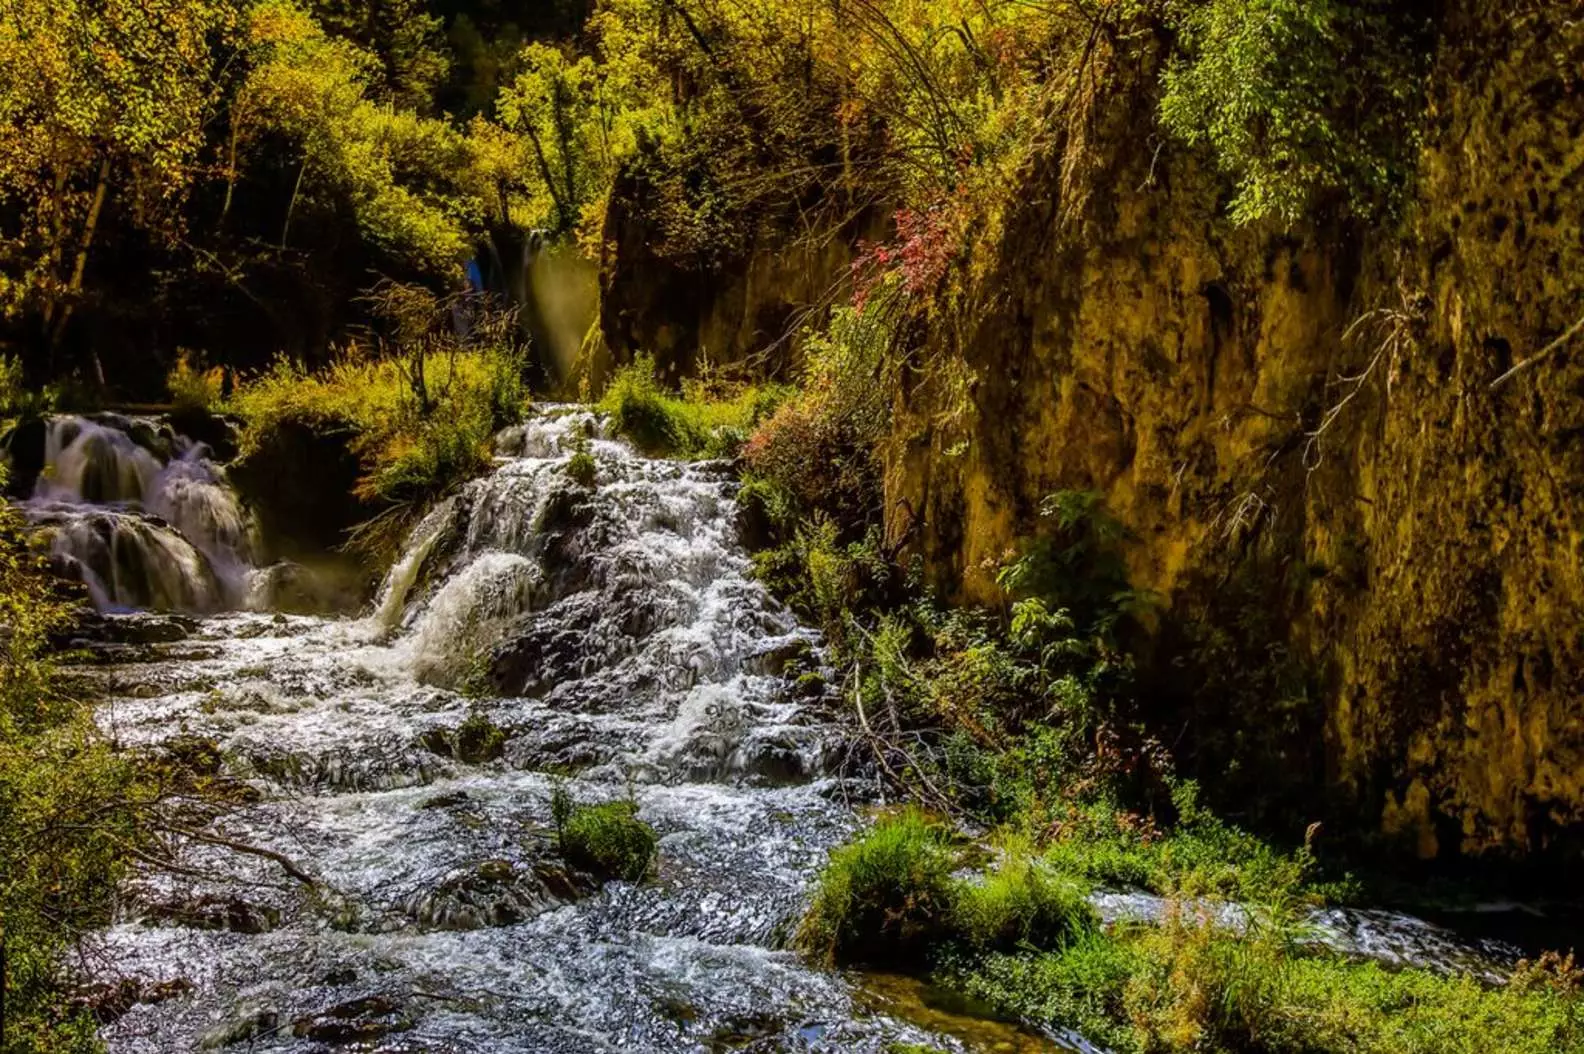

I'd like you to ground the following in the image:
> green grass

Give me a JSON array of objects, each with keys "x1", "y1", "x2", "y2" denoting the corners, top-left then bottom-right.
[
  {"x1": 552, "y1": 789, "x2": 658, "y2": 883},
  {"x1": 950, "y1": 842, "x2": 1095, "y2": 954},
  {"x1": 801, "y1": 813, "x2": 1584, "y2": 1054},
  {"x1": 958, "y1": 921, "x2": 1584, "y2": 1054},
  {"x1": 228, "y1": 348, "x2": 527, "y2": 508},
  {"x1": 797, "y1": 809, "x2": 958, "y2": 967},
  {"x1": 598, "y1": 355, "x2": 786, "y2": 459}
]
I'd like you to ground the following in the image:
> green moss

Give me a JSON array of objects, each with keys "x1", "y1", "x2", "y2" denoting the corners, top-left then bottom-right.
[
  {"x1": 554, "y1": 792, "x2": 658, "y2": 883},
  {"x1": 565, "y1": 441, "x2": 598, "y2": 488},
  {"x1": 797, "y1": 809, "x2": 957, "y2": 967}
]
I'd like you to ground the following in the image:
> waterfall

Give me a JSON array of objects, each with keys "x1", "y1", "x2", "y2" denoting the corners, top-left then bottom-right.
[{"x1": 18, "y1": 415, "x2": 260, "y2": 612}]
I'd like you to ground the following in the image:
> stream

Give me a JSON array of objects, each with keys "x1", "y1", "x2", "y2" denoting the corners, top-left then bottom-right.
[{"x1": 11, "y1": 408, "x2": 1531, "y2": 1052}]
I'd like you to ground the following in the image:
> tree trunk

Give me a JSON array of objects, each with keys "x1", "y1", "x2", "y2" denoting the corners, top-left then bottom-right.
[{"x1": 48, "y1": 156, "x2": 112, "y2": 365}]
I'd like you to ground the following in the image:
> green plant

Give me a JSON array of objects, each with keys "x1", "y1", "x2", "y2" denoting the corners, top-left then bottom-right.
[
  {"x1": 950, "y1": 845, "x2": 1095, "y2": 954},
  {"x1": 598, "y1": 355, "x2": 784, "y2": 459},
  {"x1": 796, "y1": 809, "x2": 956, "y2": 967},
  {"x1": 0, "y1": 471, "x2": 148, "y2": 1049},
  {"x1": 565, "y1": 438, "x2": 598, "y2": 488},
  {"x1": 1158, "y1": 0, "x2": 1431, "y2": 226},
  {"x1": 166, "y1": 349, "x2": 224, "y2": 411},
  {"x1": 229, "y1": 343, "x2": 527, "y2": 510},
  {"x1": 554, "y1": 795, "x2": 658, "y2": 883}
]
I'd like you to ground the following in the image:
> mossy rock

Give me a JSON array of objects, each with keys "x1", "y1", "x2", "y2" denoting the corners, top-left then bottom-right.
[
  {"x1": 555, "y1": 794, "x2": 658, "y2": 883},
  {"x1": 421, "y1": 712, "x2": 508, "y2": 764}
]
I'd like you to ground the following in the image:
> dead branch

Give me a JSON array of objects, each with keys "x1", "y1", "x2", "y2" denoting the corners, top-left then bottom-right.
[{"x1": 1488, "y1": 313, "x2": 1584, "y2": 390}]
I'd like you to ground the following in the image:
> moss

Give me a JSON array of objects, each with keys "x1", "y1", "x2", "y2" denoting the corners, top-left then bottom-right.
[
  {"x1": 565, "y1": 443, "x2": 598, "y2": 488},
  {"x1": 421, "y1": 712, "x2": 507, "y2": 764},
  {"x1": 554, "y1": 791, "x2": 658, "y2": 883}
]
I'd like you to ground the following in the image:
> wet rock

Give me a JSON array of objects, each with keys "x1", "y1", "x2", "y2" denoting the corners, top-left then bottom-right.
[
  {"x1": 200, "y1": 1004, "x2": 281, "y2": 1049},
  {"x1": 420, "y1": 712, "x2": 508, "y2": 764},
  {"x1": 407, "y1": 858, "x2": 590, "y2": 931},
  {"x1": 418, "y1": 790, "x2": 472, "y2": 810},
  {"x1": 165, "y1": 407, "x2": 242, "y2": 463},
  {"x1": 1, "y1": 415, "x2": 46, "y2": 494},
  {"x1": 748, "y1": 637, "x2": 814, "y2": 677},
  {"x1": 145, "y1": 893, "x2": 281, "y2": 934},
  {"x1": 75, "y1": 976, "x2": 195, "y2": 1025},
  {"x1": 251, "y1": 560, "x2": 363, "y2": 615},
  {"x1": 292, "y1": 995, "x2": 413, "y2": 1044}
]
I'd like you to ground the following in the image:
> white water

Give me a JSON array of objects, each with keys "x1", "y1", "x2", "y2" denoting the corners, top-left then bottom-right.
[
  {"x1": 79, "y1": 409, "x2": 1030, "y2": 1052},
  {"x1": 20, "y1": 415, "x2": 259, "y2": 611}
]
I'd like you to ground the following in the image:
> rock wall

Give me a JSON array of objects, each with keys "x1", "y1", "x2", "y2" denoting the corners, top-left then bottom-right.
[{"x1": 884, "y1": 2, "x2": 1584, "y2": 860}]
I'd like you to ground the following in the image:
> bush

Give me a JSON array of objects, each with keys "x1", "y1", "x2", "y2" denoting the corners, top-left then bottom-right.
[
  {"x1": 166, "y1": 349, "x2": 225, "y2": 411},
  {"x1": 797, "y1": 809, "x2": 957, "y2": 967},
  {"x1": 598, "y1": 355, "x2": 785, "y2": 459},
  {"x1": 565, "y1": 439, "x2": 598, "y2": 488},
  {"x1": 1158, "y1": 0, "x2": 1430, "y2": 226},
  {"x1": 552, "y1": 789, "x2": 658, "y2": 883},
  {"x1": 229, "y1": 345, "x2": 527, "y2": 509},
  {"x1": 0, "y1": 472, "x2": 147, "y2": 1049}
]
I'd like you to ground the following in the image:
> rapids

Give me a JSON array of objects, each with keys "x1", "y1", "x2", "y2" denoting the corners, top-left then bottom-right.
[
  {"x1": 74, "y1": 409, "x2": 1065, "y2": 1052},
  {"x1": 30, "y1": 407, "x2": 1524, "y2": 1052}
]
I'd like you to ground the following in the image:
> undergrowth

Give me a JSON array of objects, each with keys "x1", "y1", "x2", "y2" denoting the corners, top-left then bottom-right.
[
  {"x1": 598, "y1": 354, "x2": 786, "y2": 459},
  {"x1": 228, "y1": 346, "x2": 527, "y2": 509}
]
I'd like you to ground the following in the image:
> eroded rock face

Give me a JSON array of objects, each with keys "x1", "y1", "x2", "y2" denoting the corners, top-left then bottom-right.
[{"x1": 878, "y1": 3, "x2": 1584, "y2": 860}]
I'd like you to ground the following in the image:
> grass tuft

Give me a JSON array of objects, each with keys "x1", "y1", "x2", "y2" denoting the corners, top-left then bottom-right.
[
  {"x1": 552, "y1": 789, "x2": 658, "y2": 883},
  {"x1": 599, "y1": 355, "x2": 785, "y2": 459}
]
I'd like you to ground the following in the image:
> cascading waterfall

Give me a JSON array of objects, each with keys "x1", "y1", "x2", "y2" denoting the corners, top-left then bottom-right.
[
  {"x1": 18, "y1": 414, "x2": 260, "y2": 612},
  {"x1": 68, "y1": 407, "x2": 1525, "y2": 1053},
  {"x1": 78, "y1": 406, "x2": 1028, "y2": 1054}
]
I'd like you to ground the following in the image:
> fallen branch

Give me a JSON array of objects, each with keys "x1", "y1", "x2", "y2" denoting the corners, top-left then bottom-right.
[
  {"x1": 1488, "y1": 313, "x2": 1584, "y2": 390},
  {"x1": 160, "y1": 825, "x2": 316, "y2": 886}
]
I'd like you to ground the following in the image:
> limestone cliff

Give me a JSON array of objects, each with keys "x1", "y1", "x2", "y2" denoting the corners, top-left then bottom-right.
[{"x1": 885, "y1": 2, "x2": 1584, "y2": 860}]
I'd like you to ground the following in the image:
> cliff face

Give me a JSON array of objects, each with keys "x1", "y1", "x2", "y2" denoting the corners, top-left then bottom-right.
[{"x1": 886, "y1": 3, "x2": 1584, "y2": 859}]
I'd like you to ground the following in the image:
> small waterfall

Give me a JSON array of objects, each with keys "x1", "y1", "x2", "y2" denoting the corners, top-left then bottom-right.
[{"x1": 18, "y1": 415, "x2": 260, "y2": 612}]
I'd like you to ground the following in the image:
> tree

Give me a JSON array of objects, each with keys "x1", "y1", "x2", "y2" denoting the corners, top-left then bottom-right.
[{"x1": 0, "y1": 0, "x2": 244, "y2": 370}]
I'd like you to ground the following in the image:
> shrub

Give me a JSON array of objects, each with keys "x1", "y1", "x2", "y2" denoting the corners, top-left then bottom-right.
[
  {"x1": 742, "y1": 302, "x2": 891, "y2": 542},
  {"x1": 229, "y1": 345, "x2": 527, "y2": 509},
  {"x1": 0, "y1": 472, "x2": 147, "y2": 1048},
  {"x1": 1158, "y1": 0, "x2": 1430, "y2": 226},
  {"x1": 565, "y1": 439, "x2": 598, "y2": 488},
  {"x1": 553, "y1": 791, "x2": 658, "y2": 883},
  {"x1": 797, "y1": 809, "x2": 957, "y2": 967},
  {"x1": 166, "y1": 349, "x2": 225, "y2": 412}
]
